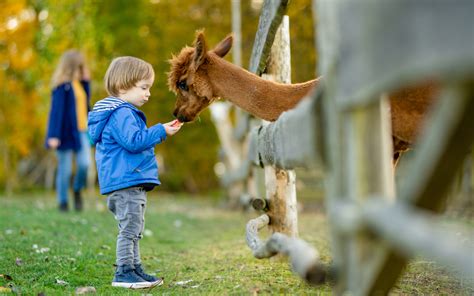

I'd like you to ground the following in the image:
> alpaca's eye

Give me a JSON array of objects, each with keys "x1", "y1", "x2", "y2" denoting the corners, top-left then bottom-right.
[{"x1": 177, "y1": 81, "x2": 188, "y2": 91}]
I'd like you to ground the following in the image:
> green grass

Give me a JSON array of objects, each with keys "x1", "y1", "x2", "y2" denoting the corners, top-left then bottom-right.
[{"x1": 0, "y1": 191, "x2": 472, "y2": 295}]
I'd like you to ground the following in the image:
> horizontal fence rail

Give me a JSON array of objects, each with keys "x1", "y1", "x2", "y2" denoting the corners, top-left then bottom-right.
[{"x1": 250, "y1": 91, "x2": 324, "y2": 169}]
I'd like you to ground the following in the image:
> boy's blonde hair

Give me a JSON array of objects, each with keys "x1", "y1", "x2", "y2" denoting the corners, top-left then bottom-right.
[
  {"x1": 104, "y1": 56, "x2": 154, "y2": 97},
  {"x1": 51, "y1": 49, "x2": 86, "y2": 88}
]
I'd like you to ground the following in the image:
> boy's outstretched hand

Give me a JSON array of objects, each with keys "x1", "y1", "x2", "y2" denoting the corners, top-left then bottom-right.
[{"x1": 163, "y1": 119, "x2": 183, "y2": 136}]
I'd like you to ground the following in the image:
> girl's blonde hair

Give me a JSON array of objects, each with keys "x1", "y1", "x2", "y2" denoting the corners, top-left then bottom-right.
[
  {"x1": 104, "y1": 56, "x2": 154, "y2": 97},
  {"x1": 51, "y1": 49, "x2": 86, "y2": 88}
]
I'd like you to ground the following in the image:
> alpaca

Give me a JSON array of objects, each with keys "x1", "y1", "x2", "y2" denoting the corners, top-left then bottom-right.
[{"x1": 167, "y1": 31, "x2": 438, "y2": 162}]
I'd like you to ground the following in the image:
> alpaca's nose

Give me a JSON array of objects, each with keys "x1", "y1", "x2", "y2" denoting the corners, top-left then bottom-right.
[
  {"x1": 173, "y1": 109, "x2": 178, "y2": 118},
  {"x1": 177, "y1": 114, "x2": 188, "y2": 123}
]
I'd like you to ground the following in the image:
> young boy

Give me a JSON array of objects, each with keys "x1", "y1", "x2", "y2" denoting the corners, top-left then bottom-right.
[{"x1": 88, "y1": 56, "x2": 182, "y2": 289}]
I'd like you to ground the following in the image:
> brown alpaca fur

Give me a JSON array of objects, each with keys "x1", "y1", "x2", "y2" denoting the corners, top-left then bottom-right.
[{"x1": 168, "y1": 31, "x2": 438, "y2": 162}]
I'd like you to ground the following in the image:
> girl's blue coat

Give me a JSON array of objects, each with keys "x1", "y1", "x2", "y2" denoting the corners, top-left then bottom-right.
[
  {"x1": 45, "y1": 80, "x2": 91, "y2": 151},
  {"x1": 87, "y1": 97, "x2": 167, "y2": 195}
]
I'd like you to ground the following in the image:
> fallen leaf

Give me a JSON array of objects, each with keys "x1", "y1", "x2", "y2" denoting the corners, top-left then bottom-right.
[
  {"x1": 55, "y1": 279, "x2": 69, "y2": 286},
  {"x1": 75, "y1": 286, "x2": 96, "y2": 294},
  {"x1": 144, "y1": 229, "x2": 153, "y2": 237},
  {"x1": 250, "y1": 287, "x2": 260, "y2": 295},
  {"x1": 0, "y1": 274, "x2": 13, "y2": 281},
  {"x1": 8, "y1": 283, "x2": 21, "y2": 294},
  {"x1": 174, "y1": 220, "x2": 182, "y2": 228},
  {"x1": 0, "y1": 287, "x2": 11, "y2": 293},
  {"x1": 38, "y1": 247, "x2": 50, "y2": 253},
  {"x1": 15, "y1": 258, "x2": 22, "y2": 266},
  {"x1": 175, "y1": 279, "x2": 193, "y2": 286}
]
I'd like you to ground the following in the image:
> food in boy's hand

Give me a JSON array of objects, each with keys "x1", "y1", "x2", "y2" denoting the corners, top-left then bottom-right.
[{"x1": 171, "y1": 119, "x2": 182, "y2": 127}]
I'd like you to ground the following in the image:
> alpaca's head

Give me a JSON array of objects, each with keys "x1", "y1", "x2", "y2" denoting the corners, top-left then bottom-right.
[{"x1": 168, "y1": 30, "x2": 233, "y2": 122}]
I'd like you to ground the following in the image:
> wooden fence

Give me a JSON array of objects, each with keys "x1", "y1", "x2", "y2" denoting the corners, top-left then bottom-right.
[{"x1": 223, "y1": 0, "x2": 474, "y2": 294}]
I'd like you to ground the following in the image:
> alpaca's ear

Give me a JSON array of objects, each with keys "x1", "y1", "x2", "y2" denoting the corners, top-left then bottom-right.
[
  {"x1": 212, "y1": 34, "x2": 233, "y2": 58},
  {"x1": 193, "y1": 31, "x2": 207, "y2": 69}
]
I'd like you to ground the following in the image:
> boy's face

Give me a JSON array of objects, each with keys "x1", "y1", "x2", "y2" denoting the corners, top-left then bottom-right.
[{"x1": 119, "y1": 76, "x2": 154, "y2": 107}]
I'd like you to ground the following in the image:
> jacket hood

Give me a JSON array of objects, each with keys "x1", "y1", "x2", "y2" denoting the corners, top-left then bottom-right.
[{"x1": 88, "y1": 97, "x2": 132, "y2": 144}]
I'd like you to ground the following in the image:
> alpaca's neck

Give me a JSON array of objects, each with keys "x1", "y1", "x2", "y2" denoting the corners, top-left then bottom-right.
[{"x1": 207, "y1": 53, "x2": 319, "y2": 121}]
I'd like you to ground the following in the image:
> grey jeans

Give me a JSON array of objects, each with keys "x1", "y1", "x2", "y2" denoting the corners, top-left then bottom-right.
[{"x1": 107, "y1": 187, "x2": 147, "y2": 266}]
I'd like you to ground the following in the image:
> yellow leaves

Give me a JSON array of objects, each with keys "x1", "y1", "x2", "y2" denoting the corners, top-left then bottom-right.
[
  {"x1": 1, "y1": 2, "x2": 38, "y2": 72},
  {"x1": 0, "y1": 1, "x2": 26, "y2": 19},
  {"x1": 0, "y1": 1, "x2": 34, "y2": 35},
  {"x1": 1, "y1": 87, "x2": 41, "y2": 156},
  {"x1": 0, "y1": 273, "x2": 13, "y2": 293},
  {"x1": 9, "y1": 46, "x2": 35, "y2": 70},
  {"x1": 0, "y1": 1, "x2": 44, "y2": 168}
]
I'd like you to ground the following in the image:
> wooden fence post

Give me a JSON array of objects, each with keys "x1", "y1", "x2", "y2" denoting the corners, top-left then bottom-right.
[{"x1": 262, "y1": 16, "x2": 298, "y2": 237}]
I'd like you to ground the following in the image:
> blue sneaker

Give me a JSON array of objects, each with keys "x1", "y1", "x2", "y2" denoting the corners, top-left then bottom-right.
[
  {"x1": 134, "y1": 264, "x2": 164, "y2": 286},
  {"x1": 111, "y1": 265, "x2": 155, "y2": 289}
]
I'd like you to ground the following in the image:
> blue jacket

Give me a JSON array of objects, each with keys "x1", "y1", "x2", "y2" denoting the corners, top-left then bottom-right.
[
  {"x1": 45, "y1": 80, "x2": 91, "y2": 151},
  {"x1": 88, "y1": 97, "x2": 167, "y2": 195}
]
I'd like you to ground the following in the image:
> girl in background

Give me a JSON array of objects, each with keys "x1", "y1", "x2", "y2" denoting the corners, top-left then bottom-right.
[{"x1": 45, "y1": 50, "x2": 91, "y2": 212}]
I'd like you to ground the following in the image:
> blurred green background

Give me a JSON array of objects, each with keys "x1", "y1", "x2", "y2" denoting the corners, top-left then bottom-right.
[{"x1": 0, "y1": 0, "x2": 316, "y2": 194}]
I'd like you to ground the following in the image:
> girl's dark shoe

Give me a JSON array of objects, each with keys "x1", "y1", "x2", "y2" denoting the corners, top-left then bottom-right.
[
  {"x1": 59, "y1": 203, "x2": 68, "y2": 212},
  {"x1": 74, "y1": 191, "x2": 83, "y2": 211},
  {"x1": 134, "y1": 264, "x2": 163, "y2": 285}
]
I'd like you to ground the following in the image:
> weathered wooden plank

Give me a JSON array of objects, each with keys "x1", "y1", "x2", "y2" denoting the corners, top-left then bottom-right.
[
  {"x1": 398, "y1": 83, "x2": 474, "y2": 210},
  {"x1": 248, "y1": 92, "x2": 324, "y2": 169},
  {"x1": 358, "y1": 83, "x2": 474, "y2": 295},
  {"x1": 343, "y1": 98, "x2": 395, "y2": 295},
  {"x1": 245, "y1": 214, "x2": 326, "y2": 284},
  {"x1": 246, "y1": 214, "x2": 271, "y2": 252},
  {"x1": 363, "y1": 200, "x2": 474, "y2": 281},
  {"x1": 319, "y1": 0, "x2": 474, "y2": 108},
  {"x1": 232, "y1": 113, "x2": 250, "y2": 141},
  {"x1": 248, "y1": 0, "x2": 289, "y2": 75},
  {"x1": 220, "y1": 128, "x2": 258, "y2": 187},
  {"x1": 231, "y1": 0, "x2": 242, "y2": 67},
  {"x1": 210, "y1": 103, "x2": 241, "y2": 169},
  {"x1": 264, "y1": 165, "x2": 298, "y2": 235},
  {"x1": 210, "y1": 102, "x2": 245, "y2": 206}
]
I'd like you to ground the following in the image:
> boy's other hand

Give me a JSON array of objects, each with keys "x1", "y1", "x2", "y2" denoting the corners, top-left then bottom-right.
[
  {"x1": 47, "y1": 138, "x2": 61, "y2": 149},
  {"x1": 163, "y1": 120, "x2": 183, "y2": 136}
]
